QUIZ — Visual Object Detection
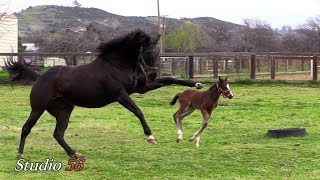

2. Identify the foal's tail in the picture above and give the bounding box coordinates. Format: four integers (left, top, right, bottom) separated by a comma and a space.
170, 93, 181, 106
4, 59, 40, 83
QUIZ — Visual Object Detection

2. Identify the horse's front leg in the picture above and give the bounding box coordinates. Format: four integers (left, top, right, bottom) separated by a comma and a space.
155, 77, 204, 89
136, 77, 205, 94
117, 93, 157, 144
135, 82, 164, 94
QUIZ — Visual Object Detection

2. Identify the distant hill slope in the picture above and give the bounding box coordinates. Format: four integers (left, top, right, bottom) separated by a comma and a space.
15, 5, 242, 43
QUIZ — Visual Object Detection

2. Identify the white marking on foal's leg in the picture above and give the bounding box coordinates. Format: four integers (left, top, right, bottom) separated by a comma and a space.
189, 132, 197, 141
177, 129, 183, 141
195, 136, 201, 147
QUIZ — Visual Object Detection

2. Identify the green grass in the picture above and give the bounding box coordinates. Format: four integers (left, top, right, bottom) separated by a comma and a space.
0, 71, 10, 84
1, 83, 320, 179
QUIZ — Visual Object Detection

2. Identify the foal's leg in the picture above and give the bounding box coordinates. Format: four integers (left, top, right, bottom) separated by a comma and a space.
173, 103, 194, 142
18, 110, 45, 158
117, 93, 156, 144
47, 101, 81, 159
189, 110, 211, 147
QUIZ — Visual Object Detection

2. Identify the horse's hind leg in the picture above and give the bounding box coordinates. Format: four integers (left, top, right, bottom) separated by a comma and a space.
47, 100, 82, 159
190, 110, 211, 147
173, 103, 194, 142
18, 109, 45, 158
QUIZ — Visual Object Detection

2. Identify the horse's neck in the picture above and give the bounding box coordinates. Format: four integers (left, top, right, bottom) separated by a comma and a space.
96, 55, 137, 69
207, 85, 221, 100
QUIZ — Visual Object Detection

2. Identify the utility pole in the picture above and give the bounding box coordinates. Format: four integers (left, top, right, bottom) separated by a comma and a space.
157, 0, 163, 53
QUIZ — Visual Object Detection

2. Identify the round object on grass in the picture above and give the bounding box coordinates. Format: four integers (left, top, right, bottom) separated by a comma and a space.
267, 127, 306, 138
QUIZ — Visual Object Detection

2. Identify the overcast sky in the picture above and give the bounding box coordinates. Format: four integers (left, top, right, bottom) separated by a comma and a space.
2, 0, 320, 29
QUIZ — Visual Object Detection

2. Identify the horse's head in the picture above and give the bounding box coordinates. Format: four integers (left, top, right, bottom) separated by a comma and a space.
216, 76, 234, 99
97, 30, 160, 80
132, 30, 160, 80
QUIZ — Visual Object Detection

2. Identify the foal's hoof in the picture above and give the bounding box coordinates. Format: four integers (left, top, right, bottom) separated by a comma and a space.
196, 83, 205, 89
189, 137, 196, 142
69, 152, 85, 160
17, 154, 26, 159
176, 138, 183, 143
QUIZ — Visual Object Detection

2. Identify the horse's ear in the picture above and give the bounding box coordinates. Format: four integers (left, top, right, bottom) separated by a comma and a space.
154, 34, 161, 43
218, 76, 223, 83
225, 76, 228, 81
131, 30, 149, 45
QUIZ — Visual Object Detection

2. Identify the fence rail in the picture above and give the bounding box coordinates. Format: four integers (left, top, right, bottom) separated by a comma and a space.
0, 52, 319, 81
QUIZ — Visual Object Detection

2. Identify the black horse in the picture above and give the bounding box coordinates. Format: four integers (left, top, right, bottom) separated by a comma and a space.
6, 30, 204, 159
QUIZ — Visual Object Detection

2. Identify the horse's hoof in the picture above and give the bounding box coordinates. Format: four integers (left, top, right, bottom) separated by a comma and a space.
69, 152, 85, 160
17, 154, 26, 159
147, 135, 157, 144
196, 83, 205, 89
176, 138, 182, 143
189, 137, 195, 142
147, 138, 157, 144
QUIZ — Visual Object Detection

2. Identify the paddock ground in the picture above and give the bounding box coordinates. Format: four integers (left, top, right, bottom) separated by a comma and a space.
1, 83, 320, 179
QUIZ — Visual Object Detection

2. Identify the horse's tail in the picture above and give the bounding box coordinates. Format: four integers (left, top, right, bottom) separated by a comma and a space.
170, 93, 181, 106
4, 59, 40, 83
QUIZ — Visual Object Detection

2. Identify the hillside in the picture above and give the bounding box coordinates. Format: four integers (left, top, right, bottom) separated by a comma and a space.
15, 5, 241, 43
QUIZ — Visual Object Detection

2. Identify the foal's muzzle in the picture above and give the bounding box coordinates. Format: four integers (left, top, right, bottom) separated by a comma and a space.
227, 94, 234, 99
221, 91, 233, 99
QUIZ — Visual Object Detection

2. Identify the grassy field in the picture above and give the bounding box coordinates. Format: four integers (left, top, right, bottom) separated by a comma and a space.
1, 82, 320, 179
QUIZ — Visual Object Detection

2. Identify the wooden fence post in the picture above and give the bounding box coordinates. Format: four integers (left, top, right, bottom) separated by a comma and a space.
250, 55, 256, 79
18, 54, 23, 63
312, 55, 318, 81
171, 58, 176, 76
235, 56, 240, 73
157, 56, 161, 77
72, 55, 77, 66
213, 57, 218, 79
271, 56, 275, 80
188, 56, 194, 79
199, 58, 203, 75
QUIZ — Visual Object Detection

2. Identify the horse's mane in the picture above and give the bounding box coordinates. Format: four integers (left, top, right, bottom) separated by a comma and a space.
208, 83, 218, 91
97, 29, 151, 58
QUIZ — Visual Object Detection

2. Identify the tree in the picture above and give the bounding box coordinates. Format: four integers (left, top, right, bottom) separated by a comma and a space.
232, 18, 281, 52
303, 16, 320, 52
72, 0, 82, 7
203, 23, 233, 51
164, 22, 205, 52
18, 36, 26, 52
282, 16, 320, 53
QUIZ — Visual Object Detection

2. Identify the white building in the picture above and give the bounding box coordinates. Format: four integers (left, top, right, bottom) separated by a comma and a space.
0, 14, 18, 67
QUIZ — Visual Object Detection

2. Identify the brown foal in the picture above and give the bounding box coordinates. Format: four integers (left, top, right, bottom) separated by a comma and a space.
170, 76, 233, 147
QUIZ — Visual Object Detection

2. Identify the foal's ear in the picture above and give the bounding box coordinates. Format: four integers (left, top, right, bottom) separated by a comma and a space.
225, 76, 228, 81
218, 76, 223, 83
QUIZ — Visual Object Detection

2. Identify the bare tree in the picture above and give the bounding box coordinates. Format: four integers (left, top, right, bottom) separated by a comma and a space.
232, 18, 281, 52
202, 23, 233, 52
303, 16, 320, 52
72, 0, 82, 7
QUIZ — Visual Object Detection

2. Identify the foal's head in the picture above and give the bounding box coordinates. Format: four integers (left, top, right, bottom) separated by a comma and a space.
216, 76, 234, 99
